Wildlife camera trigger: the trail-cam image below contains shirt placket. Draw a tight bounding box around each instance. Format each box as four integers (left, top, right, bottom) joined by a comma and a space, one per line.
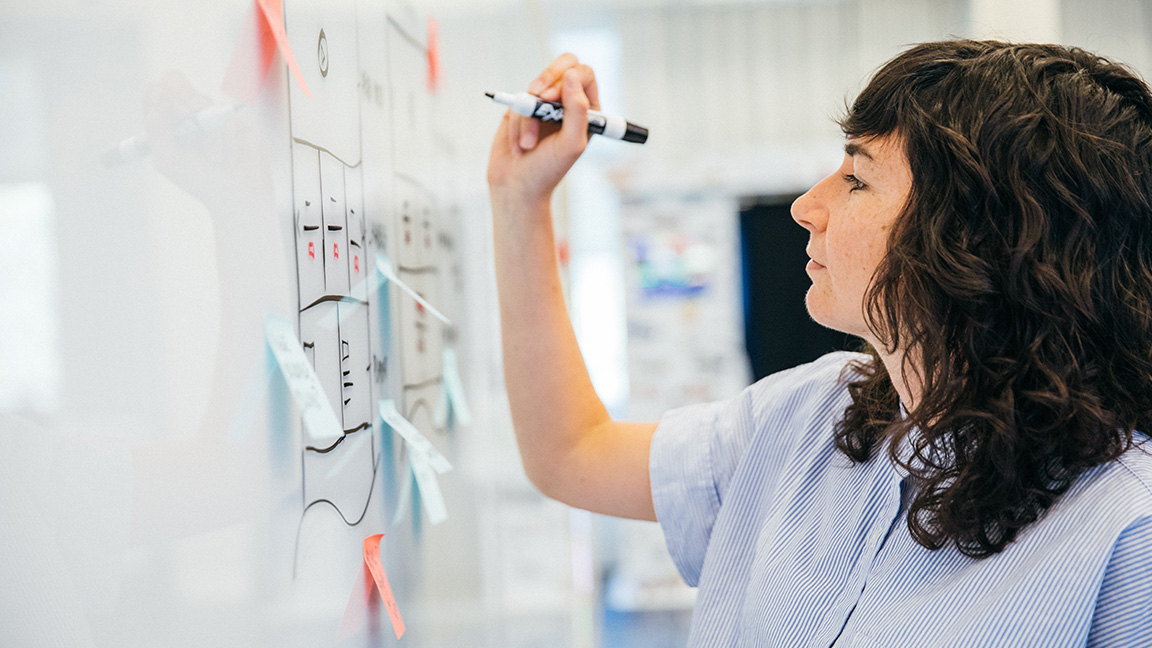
819, 471, 906, 647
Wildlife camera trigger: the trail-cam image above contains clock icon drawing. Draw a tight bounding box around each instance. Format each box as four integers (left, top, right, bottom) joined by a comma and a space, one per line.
318, 28, 329, 77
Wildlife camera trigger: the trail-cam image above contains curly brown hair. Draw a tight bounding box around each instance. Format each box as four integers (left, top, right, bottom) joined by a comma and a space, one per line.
835, 40, 1152, 558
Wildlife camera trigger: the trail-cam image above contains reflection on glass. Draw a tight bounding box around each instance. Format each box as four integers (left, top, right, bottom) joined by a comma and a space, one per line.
0, 182, 62, 414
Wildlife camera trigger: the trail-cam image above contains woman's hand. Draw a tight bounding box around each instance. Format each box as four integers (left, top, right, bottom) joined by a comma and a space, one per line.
487, 53, 600, 211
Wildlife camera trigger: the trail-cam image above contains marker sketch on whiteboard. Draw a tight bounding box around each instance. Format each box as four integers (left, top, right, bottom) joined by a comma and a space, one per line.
285, 0, 379, 542
282, 0, 456, 577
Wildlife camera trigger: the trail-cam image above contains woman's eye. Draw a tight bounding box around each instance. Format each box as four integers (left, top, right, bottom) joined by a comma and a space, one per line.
842, 173, 867, 192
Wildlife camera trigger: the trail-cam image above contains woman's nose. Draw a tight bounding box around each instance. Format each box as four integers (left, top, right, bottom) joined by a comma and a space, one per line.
791, 178, 830, 234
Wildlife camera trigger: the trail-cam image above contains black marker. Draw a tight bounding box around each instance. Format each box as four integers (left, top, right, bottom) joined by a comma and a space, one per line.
486, 91, 648, 144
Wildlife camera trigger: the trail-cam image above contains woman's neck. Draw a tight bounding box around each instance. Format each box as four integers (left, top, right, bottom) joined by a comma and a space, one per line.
873, 343, 922, 413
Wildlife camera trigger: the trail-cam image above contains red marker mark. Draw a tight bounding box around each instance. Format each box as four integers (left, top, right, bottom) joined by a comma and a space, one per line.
333, 243, 340, 259
354, 255, 360, 272
308, 241, 315, 259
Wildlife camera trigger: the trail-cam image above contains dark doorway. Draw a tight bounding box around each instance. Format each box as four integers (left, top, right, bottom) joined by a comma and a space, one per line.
739, 197, 863, 381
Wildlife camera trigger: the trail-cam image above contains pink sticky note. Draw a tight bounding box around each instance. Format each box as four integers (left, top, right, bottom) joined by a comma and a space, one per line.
363, 534, 405, 639
255, 0, 312, 97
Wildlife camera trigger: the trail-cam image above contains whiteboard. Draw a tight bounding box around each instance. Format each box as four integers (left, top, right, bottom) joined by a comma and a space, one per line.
0, 0, 511, 645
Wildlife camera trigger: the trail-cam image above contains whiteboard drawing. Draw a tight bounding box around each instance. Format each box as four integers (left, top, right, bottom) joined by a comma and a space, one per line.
286, 0, 380, 531
386, 15, 449, 442
283, 0, 452, 547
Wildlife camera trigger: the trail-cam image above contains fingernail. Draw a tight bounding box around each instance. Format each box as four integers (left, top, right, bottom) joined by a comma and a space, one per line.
520, 130, 536, 150
528, 80, 544, 95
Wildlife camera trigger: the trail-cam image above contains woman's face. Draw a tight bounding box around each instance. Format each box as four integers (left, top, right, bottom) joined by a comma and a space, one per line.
791, 134, 913, 342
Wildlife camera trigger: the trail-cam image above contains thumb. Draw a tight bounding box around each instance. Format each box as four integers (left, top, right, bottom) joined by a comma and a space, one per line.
558, 69, 590, 155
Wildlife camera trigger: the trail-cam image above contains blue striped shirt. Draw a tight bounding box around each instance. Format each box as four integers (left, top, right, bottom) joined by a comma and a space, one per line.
651, 352, 1152, 647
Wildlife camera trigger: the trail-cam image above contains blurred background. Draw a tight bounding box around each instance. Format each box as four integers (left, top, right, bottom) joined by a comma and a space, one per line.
2, 0, 1150, 645
431, 1, 1151, 643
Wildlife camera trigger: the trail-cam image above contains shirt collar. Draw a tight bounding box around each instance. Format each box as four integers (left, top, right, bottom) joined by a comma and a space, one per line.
888, 400, 914, 481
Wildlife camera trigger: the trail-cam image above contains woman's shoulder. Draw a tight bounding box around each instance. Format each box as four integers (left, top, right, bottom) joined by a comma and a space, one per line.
1065, 438, 1152, 529
746, 351, 870, 403
1111, 436, 1152, 508
736, 351, 869, 446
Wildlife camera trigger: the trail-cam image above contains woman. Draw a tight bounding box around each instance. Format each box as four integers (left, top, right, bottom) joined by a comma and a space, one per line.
487, 41, 1152, 646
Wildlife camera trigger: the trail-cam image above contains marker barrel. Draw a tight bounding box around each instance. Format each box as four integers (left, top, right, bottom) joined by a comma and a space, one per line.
487, 91, 647, 144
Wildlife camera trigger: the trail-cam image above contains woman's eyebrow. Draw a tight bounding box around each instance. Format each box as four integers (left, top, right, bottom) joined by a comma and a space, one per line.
844, 141, 875, 161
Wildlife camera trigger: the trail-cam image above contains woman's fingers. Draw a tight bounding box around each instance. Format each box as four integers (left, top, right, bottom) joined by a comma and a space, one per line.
491, 53, 597, 187
521, 56, 600, 151
519, 53, 582, 151
519, 113, 539, 150
505, 109, 521, 154
531, 55, 598, 107
574, 64, 599, 111
535, 64, 599, 110
558, 69, 590, 154
529, 52, 579, 96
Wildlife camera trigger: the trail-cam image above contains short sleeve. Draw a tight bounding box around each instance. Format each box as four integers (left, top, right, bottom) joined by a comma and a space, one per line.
650, 391, 755, 587
649, 351, 864, 587
1086, 515, 1152, 647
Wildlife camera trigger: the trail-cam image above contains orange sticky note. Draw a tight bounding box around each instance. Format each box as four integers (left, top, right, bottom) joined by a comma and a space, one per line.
426, 17, 441, 93
221, 2, 277, 104
339, 534, 405, 640
256, 0, 312, 97
363, 534, 405, 639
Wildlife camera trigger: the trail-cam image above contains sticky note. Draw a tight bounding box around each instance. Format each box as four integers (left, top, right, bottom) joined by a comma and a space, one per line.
339, 534, 404, 640
256, 0, 312, 97
410, 453, 448, 525
266, 315, 342, 442
380, 399, 451, 525
348, 267, 374, 303
426, 17, 441, 93
391, 461, 412, 527
376, 253, 451, 325
441, 348, 473, 427
363, 534, 405, 639
379, 400, 452, 473
221, 2, 276, 104
434, 383, 449, 428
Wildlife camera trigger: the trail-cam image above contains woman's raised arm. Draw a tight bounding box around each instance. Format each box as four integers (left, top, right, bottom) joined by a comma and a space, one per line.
487, 55, 658, 521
